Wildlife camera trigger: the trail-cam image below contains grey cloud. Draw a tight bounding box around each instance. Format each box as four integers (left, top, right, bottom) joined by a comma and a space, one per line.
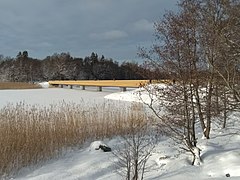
0, 0, 178, 61
90, 30, 128, 41
132, 19, 154, 32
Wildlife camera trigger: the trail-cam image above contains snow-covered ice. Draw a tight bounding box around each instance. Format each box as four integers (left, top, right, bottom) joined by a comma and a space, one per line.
0, 87, 118, 109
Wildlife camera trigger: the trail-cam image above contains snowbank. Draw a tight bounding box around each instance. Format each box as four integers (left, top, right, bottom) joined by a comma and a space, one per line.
38, 82, 49, 88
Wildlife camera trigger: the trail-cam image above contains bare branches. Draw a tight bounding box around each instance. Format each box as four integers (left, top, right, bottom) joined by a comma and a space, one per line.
113, 117, 156, 180
138, 0, 240, 166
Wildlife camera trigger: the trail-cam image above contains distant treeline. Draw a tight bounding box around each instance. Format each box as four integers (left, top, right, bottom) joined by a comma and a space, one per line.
0, 52, 165, 82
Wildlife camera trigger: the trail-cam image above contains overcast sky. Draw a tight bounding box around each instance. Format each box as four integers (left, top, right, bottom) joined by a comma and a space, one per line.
0, 0, 177, 62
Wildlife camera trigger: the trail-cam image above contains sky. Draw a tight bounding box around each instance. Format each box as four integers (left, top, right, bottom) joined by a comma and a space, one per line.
0, 0, 177, 62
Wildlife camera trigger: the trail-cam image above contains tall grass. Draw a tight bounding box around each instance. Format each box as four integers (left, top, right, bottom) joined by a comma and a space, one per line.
0, 102, 147, 178
0, 82, 41, 89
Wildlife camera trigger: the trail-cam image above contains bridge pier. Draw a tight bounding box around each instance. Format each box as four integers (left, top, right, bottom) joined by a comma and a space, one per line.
120, 87, 127, 92
59, 84, 63, 88
97, 86, 102, 91
81, 85, 85, 90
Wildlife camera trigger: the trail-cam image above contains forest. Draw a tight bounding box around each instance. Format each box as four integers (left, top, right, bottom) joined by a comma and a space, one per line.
0, 52, 161, 82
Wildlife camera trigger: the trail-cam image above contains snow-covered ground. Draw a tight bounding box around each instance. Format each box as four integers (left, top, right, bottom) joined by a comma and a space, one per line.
1, 82, 239, 180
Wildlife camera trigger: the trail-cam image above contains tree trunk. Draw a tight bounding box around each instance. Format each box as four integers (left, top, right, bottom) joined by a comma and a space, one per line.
194, 87, 206, 135
190, 85, 197, 146
222, 90, 227, 128
191, 147, 202, 166
205, 82, 213, 139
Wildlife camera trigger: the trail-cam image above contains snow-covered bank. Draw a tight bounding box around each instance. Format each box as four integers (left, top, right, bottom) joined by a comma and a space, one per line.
104, 83, 167, 104
15, 116, 240, 180
38, 82, 49, 88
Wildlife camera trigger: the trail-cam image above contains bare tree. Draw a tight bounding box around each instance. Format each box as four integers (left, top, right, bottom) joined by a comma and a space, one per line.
139, 0, 239, 143
138, 1, 203, 165
137, 0, 239, 165
113, 118, 156, 180
139, 83, 202, 165
201, 0, 240, 103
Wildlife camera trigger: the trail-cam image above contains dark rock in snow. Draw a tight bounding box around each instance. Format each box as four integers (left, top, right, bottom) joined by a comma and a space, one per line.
226, 173, 230, 177
99, 145, 111, 152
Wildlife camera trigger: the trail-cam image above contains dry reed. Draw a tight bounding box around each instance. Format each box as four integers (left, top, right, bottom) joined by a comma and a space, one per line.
0, 82, 41, 90
0, 101, 147, 178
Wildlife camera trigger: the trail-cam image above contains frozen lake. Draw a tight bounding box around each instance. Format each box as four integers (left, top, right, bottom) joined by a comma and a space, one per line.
0, 87, 136, 108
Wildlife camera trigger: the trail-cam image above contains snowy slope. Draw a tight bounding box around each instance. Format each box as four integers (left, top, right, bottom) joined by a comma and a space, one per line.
0, 84, 239, 180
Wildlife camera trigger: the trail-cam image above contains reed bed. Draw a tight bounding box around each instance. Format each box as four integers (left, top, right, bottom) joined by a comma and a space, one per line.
0, 82, 41, 89
0, 102, 147, 178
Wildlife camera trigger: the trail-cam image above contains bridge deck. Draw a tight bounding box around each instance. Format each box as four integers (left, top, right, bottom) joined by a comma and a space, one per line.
48, 80, 150, 91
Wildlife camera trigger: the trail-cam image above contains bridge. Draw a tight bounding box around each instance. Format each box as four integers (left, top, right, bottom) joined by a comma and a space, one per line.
48, 80, 150, 91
